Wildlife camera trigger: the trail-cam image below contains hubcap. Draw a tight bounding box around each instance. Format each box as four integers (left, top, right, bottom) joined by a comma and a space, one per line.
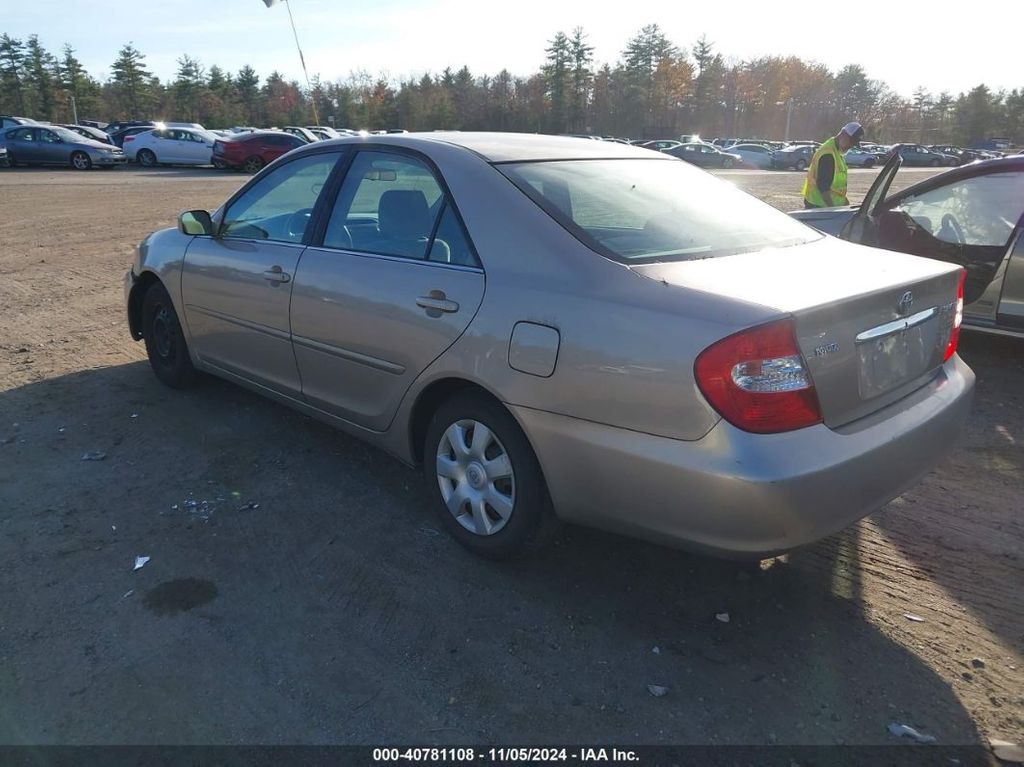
73, 154, 87, 169
152, 306, 174, 360
436, 419, 515, 536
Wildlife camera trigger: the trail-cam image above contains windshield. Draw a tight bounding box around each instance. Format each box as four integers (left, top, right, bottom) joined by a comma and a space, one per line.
499, 158, 820, 263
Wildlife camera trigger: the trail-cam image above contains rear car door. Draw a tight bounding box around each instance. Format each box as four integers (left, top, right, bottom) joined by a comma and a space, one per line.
289, 148, 485, 430
182, 130, 213, 164
9, 127, 40, 163
181, 150, 343, 394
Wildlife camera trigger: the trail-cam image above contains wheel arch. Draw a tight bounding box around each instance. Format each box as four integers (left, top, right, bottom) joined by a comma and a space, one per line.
127, 270, 162, 340
408, 377, 525, 468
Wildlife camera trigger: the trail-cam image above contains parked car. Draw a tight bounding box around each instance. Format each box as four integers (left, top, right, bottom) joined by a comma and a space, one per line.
307, 125, 343, 140
790, 154, 1024, 339
125, 133, 973, 559
0, 145, 8, 167
886, 144, 957, 167
928, 145, 987, 165
60, 124, 114, 145
104, 120, 155, 137
663, 142, 741, 168
771, 144, 815, 171
282, 126, 321, 143
639, 139, 682, 151
124, 127, 217, 167
1, 115, 37, 130
844, 148, 877, 168
0, 124, 126, 169
212, 130, 307, 172
109, 125, 156, 148
727, 143, 775, 169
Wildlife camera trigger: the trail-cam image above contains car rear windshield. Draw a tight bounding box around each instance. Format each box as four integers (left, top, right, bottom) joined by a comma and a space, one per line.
499, 158, 820, 263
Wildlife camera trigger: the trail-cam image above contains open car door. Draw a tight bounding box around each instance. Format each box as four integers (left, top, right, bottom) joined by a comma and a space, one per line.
839, 152, 902, 246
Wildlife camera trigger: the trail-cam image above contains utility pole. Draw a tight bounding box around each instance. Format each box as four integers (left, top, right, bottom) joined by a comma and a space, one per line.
785, 98, 794, 142
70, 94, 78, 125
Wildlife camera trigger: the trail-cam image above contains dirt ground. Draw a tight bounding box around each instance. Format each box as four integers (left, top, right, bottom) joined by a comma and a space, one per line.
0, 165, 1021, 750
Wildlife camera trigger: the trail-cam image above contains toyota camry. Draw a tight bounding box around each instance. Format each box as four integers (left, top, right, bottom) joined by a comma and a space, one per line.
125, 133, 974, 559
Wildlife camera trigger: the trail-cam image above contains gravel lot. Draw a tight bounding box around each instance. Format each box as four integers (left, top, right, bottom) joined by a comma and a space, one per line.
0, 164, 1021, 749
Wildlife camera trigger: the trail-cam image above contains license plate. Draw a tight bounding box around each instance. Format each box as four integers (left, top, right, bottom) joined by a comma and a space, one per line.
857, 308, 941, 399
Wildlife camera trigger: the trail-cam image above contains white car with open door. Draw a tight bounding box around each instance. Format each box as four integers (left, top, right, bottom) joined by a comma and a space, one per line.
124, 127, 217, 167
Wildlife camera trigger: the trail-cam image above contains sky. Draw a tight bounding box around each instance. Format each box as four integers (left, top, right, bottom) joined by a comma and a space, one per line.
3, 0, 1019, 98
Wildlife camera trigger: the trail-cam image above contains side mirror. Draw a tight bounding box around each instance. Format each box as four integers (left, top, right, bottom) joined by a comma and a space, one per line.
179, 209, 214, 236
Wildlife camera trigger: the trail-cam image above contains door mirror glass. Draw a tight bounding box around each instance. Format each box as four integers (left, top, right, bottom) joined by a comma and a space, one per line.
179, 209, 214, 236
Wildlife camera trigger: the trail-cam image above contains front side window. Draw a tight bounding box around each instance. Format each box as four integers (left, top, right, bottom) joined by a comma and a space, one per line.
221, 152, 339, 243
12, 128, 35, 141
324, 151, 444, 259
39, 130, 60, 143
893, 172, 1024, 247
500, 158, 819, 263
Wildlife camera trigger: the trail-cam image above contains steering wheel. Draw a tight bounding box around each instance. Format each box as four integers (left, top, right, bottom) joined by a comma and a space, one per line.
940, 213, 965, 245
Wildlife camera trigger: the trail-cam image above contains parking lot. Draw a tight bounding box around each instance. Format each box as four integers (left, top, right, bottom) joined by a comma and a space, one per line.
0, 164, 1021, 749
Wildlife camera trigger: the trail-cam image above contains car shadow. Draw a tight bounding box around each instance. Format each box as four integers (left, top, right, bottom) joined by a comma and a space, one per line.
870, 331, 1024, 654
0, 361, 988, 746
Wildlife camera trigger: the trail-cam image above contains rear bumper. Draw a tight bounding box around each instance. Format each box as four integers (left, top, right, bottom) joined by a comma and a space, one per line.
513, 355, 974, 558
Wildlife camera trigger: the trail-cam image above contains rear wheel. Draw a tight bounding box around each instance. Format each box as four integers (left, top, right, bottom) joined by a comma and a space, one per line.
930, 158, 940, 167
212, 159, 227, 170
71, 151, 92, 170
141, 282, 197, 388
137, 149, 157, 167
243, 155, 265, 174
424, 392, 557, 559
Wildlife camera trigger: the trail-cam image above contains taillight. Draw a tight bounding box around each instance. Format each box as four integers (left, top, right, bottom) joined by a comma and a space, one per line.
944, 269, 966, 361
123, 136, 135, 143
695, 318, 822, 434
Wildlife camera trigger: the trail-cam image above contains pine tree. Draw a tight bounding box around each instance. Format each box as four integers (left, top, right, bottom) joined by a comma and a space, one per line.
568, 27, 593, 132
174, 55, 205, 120
235, 65, 261, 124
24, 35, 56, 120
0, 34, 26, 114
110, 42, 154, 116
544, 32, 571, 133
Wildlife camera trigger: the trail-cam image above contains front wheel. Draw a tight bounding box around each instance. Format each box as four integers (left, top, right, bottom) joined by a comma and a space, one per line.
930, 159, 940, 167
795, 159, 807, 171
141, 282, 197, 388
722, 158, 734, 169
424, 392, 557, 559
137, 149, 157, 167
71, 151, 92, 170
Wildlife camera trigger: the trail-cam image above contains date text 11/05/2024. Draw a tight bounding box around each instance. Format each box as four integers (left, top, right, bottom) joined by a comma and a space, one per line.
372, 747, 640, 762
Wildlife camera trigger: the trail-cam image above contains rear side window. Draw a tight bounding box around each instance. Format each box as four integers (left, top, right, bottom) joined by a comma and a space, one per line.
501, 158, 818, 263
324, 151, 444, 259
221, 152, 339, 243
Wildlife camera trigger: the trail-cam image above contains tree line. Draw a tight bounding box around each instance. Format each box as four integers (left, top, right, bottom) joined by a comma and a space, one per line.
1, 27, 1020, 145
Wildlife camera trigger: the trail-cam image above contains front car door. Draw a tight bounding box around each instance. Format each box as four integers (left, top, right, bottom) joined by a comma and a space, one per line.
180, 130, 213, 164
36, 128, 67, 165
8, 127, 40, 163
289, 148, 485, 431
868, 168, 1024, 322
181, 150, 342, 394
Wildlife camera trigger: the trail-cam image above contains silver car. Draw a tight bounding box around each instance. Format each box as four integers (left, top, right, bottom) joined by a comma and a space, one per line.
1, 124, 127, 169
125, 133, 974, 559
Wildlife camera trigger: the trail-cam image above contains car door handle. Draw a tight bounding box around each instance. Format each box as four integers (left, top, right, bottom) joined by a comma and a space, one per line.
416, 292, 459, 314
263, 267, 291, 284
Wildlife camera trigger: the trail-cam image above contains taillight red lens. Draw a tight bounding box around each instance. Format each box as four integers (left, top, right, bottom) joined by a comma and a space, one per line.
123, 136, 135, 142
695, 318, 822, 434
943, 268, 966, 362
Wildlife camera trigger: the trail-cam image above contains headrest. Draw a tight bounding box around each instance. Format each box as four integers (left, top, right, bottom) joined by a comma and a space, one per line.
378, 190, 431, 240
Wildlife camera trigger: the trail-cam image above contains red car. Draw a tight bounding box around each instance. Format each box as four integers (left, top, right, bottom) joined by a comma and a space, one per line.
212, 131, 308, 172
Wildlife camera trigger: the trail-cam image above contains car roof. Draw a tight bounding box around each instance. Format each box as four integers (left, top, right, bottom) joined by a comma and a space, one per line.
294, 132, 666, 163
889, 155, 1024, 201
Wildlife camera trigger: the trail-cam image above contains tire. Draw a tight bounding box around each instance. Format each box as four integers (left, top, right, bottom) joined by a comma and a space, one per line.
137, 149, 157, 167
795, 159, 807, 171
424, 392, 558, 559
865, 159, 875, 168
930, 159, 940, 167
722, 158, 734, 169
71, 151, 92, 170
141, 282, 197, 389
212, 159, 227, 170
243, 155, 265, 174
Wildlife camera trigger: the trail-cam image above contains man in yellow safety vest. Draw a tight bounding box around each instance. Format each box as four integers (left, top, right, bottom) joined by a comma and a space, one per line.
802, 121, 865, 208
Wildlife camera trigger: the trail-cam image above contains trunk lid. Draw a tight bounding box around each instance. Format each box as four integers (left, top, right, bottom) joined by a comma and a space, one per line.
633, 236, 961, 427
